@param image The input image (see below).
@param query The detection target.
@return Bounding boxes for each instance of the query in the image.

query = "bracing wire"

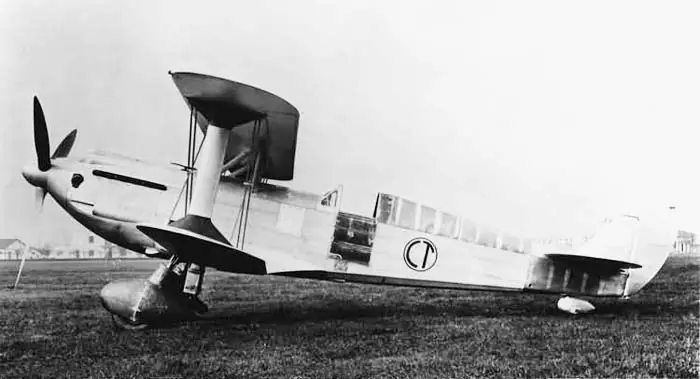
[169,178,188,221]
[240,122,261,248]
[170,107,203,221]
[189,111,198,206]
[185,107,194,214]
[232,119,263,249]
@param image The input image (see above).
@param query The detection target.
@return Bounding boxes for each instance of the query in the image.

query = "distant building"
[675,230,697,254]
[70,233,107,257]
[42,244,77,259]
[0,239,26,260]
[0,234,148,260]
[106,243,145,259]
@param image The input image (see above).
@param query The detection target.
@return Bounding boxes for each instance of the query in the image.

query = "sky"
[1,1,699,246]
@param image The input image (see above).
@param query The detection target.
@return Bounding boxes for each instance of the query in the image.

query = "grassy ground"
[0,255,697,378]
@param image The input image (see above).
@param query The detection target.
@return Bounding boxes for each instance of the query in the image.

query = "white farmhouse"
[0,239,25,260]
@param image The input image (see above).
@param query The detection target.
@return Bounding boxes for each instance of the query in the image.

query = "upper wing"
[170,72,300,181]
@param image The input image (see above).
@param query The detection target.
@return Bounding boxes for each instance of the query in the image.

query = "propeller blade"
[33,96,51,172]
[52,129,77,159]
[18,188,45,289]
[35,187,46,212]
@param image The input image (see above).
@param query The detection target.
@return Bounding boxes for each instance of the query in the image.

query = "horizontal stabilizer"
[545,254,641,270]
[545,215,642,271]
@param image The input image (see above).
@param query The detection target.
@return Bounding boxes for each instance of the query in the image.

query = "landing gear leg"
[183,262,208,317]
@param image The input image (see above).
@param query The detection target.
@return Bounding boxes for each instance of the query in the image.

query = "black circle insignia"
[403,237,438,271]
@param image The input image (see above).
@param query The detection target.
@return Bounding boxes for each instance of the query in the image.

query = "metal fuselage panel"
[51,153,629,297]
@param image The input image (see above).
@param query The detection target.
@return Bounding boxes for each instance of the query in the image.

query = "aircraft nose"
[22,164,47,188]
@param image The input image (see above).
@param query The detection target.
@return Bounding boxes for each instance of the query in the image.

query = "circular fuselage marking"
[403,237,438,271]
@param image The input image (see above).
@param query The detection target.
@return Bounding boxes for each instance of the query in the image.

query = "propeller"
[28,96,78,210]
[33,96,51,172]
[35,188,46,210]
[52,129,77,159]
[16,96,78,288]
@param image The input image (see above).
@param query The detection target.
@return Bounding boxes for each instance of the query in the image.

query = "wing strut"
[230,119,266,249]
[185,106,197,213]
[168,107,203,220]
[138,110,266,273]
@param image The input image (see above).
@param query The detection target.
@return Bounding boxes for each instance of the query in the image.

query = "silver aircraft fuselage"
[23,149,673,301]
[26,150,325,258]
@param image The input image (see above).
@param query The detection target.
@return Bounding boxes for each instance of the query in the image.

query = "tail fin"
[577,215,641,267]
[544,208,676,297]
[545,215,643,270]
[623,207,677,296]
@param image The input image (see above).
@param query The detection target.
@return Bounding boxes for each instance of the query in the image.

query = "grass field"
[0,254,698,378]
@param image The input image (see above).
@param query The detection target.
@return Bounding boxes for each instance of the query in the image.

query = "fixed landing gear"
[557,296,596,314]
[111,314,149,331]
[110,296,207,330]
[100,260,209,330]
[186,294,209,317]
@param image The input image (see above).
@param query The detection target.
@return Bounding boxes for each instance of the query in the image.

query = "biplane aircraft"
[21,72,676,329]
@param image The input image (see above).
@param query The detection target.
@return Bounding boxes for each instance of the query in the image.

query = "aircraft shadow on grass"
[186,296,695,329]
